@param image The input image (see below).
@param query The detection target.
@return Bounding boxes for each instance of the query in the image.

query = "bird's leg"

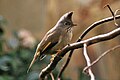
[50,49,62,62]
[56,49,62,54]
[56,49,62,58]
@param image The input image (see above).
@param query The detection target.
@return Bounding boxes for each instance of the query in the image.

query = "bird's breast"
[52,29,72,51]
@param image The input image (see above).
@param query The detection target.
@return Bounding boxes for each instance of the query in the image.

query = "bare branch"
[57,15,120,79]
[83,43,95,80]
[104,5,115,18]
[83,45,120,74]
[39,26,120,79]
[79,15,120,40]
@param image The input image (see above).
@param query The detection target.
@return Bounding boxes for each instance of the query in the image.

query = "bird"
[27,11,77,73]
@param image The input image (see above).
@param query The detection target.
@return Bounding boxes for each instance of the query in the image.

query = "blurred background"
[0,0,120,80]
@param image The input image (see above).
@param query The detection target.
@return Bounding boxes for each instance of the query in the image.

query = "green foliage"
[0,43,50,80]
[0,16,8,26]
[0,16,41,80]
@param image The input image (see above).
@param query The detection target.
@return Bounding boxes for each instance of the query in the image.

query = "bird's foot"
[50,55,55,62]
[56,49,61,54]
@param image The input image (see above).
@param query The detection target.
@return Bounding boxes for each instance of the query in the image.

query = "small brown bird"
[27,11,76,73]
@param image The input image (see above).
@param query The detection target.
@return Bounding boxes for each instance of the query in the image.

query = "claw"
[50,55,55,61]
[56,49,61,53]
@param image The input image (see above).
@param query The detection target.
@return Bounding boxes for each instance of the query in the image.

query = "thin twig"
[57,15,120,79]
[50,73,55,80]
[83,45,120,73]
[114,9,120,26]
[105,5,117,26]
[83,44,95,80]
[105,4,119,27]
[104,4,115,18]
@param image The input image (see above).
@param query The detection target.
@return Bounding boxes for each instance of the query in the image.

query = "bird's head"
[55,11,77,29]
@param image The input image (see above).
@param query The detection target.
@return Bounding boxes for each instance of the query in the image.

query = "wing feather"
[27,28,60,73]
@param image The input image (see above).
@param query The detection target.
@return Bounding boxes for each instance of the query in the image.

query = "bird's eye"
[64,22,71,26]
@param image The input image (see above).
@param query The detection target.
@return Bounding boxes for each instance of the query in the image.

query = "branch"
[57,50,73,79]
[104,4,119,27]
[57,15,120,79]
[83,45,120,73]
[79,15,120,40]
[83,43,95,80]
[50,73,55,80]
[39,26,120,79]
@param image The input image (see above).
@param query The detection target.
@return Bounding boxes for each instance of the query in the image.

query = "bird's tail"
[27,51,40,73]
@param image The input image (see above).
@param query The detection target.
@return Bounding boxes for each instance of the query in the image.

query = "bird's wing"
[27,29,60,73]
[39,29,60,55]
[39,40,58,60]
